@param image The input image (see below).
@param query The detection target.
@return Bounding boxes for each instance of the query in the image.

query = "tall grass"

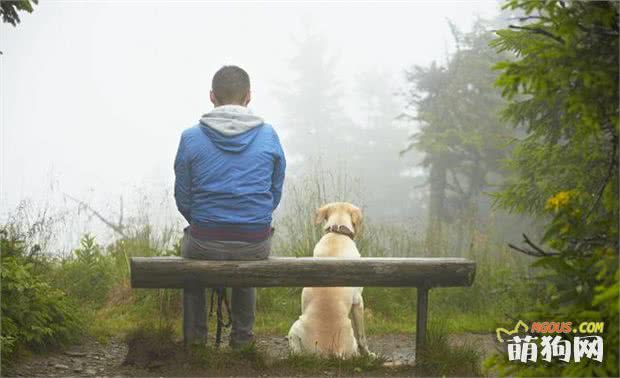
[2,172,540,375]
[259,174,538,335]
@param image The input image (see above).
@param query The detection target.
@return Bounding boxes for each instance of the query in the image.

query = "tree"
[352,68,419,221]
[487,1,618,376]
[1,0,37,26]
[276,32,348,169]
[401,20,513,254]
[278,33,419,222]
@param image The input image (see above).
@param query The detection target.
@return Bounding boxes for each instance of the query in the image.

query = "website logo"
[496,321,604,363]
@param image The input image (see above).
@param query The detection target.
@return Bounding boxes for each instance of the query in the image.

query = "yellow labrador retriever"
[287,202,372,357]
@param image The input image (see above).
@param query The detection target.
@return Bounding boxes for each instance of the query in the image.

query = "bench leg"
[416,286,429,353]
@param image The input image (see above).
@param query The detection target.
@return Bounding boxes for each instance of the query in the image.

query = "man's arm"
[271,132,286,210]
[174,134,192,223]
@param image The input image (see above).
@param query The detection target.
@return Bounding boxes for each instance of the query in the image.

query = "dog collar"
[325,224,355,239]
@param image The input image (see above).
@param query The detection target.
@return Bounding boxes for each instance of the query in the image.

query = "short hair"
[211,65,251,104]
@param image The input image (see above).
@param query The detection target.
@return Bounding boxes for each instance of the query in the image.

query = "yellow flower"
[545,191,571,211]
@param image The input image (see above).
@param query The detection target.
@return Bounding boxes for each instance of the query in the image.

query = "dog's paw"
[359,346,376,358]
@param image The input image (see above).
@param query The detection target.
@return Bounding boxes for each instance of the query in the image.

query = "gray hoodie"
[200,105,264,136]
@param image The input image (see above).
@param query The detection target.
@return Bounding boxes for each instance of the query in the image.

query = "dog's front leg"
[351,289,374,356]
[288,319,305,354]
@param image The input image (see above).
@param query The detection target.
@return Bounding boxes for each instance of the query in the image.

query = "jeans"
[181,228,271,346]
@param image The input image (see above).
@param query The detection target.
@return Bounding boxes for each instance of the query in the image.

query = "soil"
[6,333,499,377]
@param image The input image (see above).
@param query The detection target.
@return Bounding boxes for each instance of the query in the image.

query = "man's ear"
[210,91,219,106]
[314,205,330,225]
[349,205,363,232]
[243,90,252,106]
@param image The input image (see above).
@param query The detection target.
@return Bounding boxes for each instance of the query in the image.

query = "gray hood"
[200,105,264,136]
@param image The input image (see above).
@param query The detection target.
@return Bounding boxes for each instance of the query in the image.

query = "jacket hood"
[199,105,264,153]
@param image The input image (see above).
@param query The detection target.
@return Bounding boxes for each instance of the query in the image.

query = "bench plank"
[130,257,475,288]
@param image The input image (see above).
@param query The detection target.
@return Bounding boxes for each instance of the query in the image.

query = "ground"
[7,333,499,377]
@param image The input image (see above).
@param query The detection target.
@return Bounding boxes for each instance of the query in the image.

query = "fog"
[1,1,501,251]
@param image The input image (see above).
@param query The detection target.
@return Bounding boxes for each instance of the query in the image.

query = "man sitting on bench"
[173,65,286,348]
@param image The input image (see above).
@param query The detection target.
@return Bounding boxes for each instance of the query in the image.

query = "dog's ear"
[349,205,363,231]
[314,205,330,225]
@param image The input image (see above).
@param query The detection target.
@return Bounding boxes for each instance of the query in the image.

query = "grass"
[77,205,535,377]
[120,320,484,377]
[416,322,483,377]
[3,176,541,376]
[273,352,387,376]
[68,213,534,378]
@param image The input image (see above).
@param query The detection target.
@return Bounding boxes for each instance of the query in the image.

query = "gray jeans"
[181,228,271,346]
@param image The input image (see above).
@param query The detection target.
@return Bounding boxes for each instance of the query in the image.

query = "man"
[174,65,286,348]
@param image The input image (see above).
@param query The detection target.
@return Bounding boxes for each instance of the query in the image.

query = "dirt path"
[7,333,498,377]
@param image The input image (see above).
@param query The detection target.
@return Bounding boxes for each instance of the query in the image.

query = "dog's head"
[314,202,363,237]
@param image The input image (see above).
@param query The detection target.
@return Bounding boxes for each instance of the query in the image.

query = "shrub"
[0,228,83,369]
[53,234,115,306]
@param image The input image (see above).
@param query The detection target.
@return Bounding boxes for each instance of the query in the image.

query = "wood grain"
[130,257,476,288]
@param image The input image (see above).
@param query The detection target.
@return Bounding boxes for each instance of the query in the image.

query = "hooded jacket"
[174,105,286,229]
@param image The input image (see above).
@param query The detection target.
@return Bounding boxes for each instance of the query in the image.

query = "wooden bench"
[130,257,476,353]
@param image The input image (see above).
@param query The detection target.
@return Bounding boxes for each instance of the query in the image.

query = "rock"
[148,360,164,369]
[65,351,88,357]
[74,366,83,372]
[382,360,404,367]
[85,368,97,375]
[54,364,69,369]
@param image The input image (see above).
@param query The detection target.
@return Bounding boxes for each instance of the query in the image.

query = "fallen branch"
[64,193,129,239]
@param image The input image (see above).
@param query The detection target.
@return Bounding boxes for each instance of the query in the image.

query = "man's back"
[175,105,286,227]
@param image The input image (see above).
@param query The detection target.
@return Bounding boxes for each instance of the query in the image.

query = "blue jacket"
[174,106,286,227]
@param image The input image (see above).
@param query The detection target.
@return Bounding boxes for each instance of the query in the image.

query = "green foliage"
[1,175,537,375]
[401,19,515,253]
[52,234,115,306]
[489,1,619,376]
[0,228,83,369]
[0,0,37,26]
[188,342,269,371]
[417,322,482,377]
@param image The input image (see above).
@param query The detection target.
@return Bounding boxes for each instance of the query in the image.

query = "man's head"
[210,65,251,107]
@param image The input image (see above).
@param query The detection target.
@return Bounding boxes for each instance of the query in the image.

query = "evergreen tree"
[487,1,619,376]
[401,20,513,254]
[1,0,37,26]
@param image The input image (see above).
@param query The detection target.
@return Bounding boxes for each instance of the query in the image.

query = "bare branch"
[508,243,546,257]
[509,15,552,22]
[523,234,560,256]
[508,234,560,257]
[508,25,564,44]
[64,193,129,239]
[118,196,124,230]
[585,138,617,219]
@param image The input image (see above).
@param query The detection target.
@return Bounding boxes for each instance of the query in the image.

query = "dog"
[287,202,372,358]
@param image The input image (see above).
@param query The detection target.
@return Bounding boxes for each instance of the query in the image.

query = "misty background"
[1,1,509,253]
